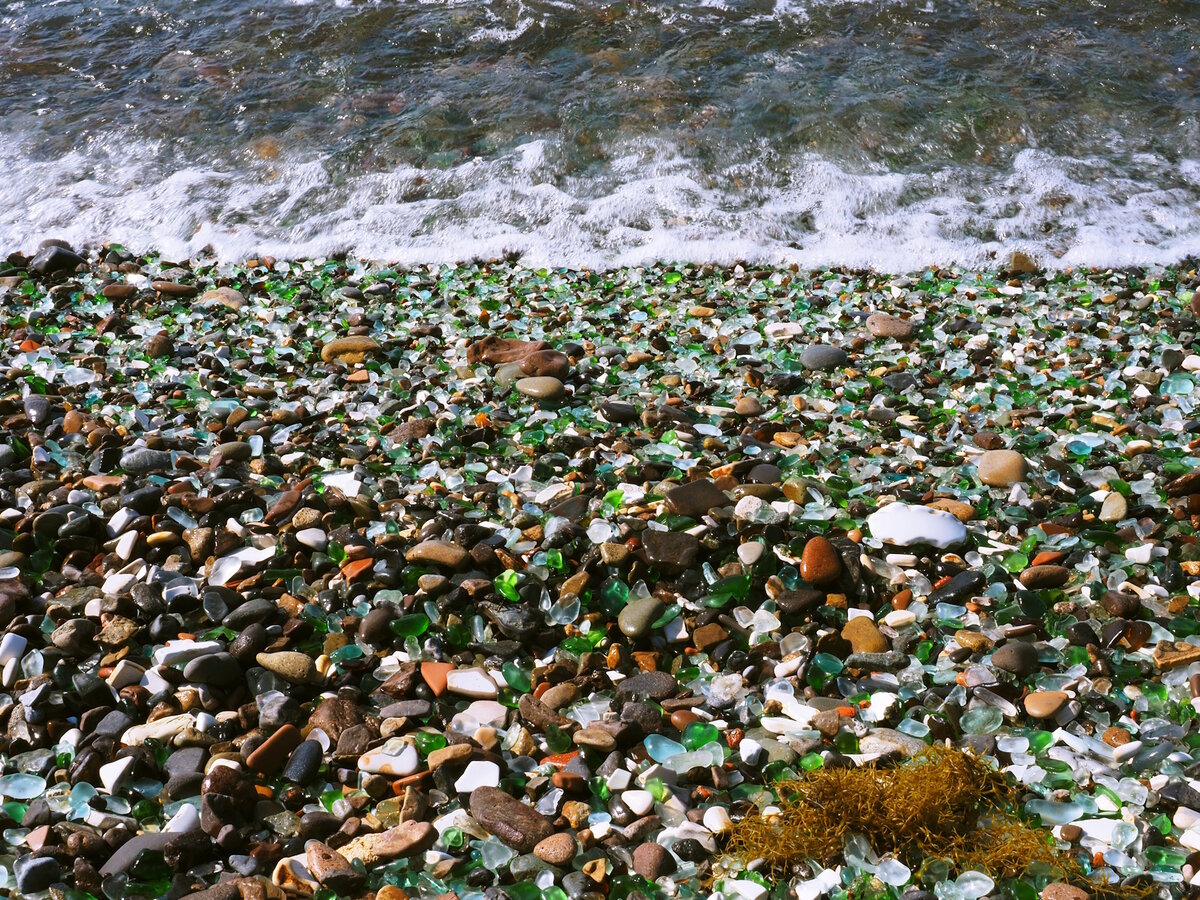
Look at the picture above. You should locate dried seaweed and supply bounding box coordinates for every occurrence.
[726,746,1079,883]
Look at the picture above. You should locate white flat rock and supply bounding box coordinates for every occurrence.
[449,699,508,735]
[453,760,500,793]
[621,789,654,816]
[295,528,327,551]
[99,757,135,794]
[164,803,201,833]
[867,502,967,549]
[358,740,419,777]
[121,713,194,746]
[445,667,498,699]
[153,639,223,667]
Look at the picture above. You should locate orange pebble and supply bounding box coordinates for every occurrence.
[1031,550,1066,567]
[892,590,912,610]
[533,682,550,699]
[836,706,856,717]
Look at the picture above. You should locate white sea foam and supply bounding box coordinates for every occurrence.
[1,132,1197,270]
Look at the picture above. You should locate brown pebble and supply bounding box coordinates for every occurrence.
[533,832,577,866]
[1059,824,1083,843]
[1023,690,1068,719]
[246,723,302,774]
[800,536,842,585]
[670,710,699,731]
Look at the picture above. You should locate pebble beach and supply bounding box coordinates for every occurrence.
[3,242,1200,900]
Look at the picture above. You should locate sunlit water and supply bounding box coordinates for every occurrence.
[1,0,1198,268]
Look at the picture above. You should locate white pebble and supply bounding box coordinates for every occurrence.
[454,760,500,793]
[621,789,654,816]
[445,667,499,699]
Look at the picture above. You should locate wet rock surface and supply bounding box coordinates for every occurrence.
[0,253,1197,898]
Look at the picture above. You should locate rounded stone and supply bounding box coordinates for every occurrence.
[977,449,1028,487]
[865,313,914,339]
[800,344,848,371]
[1018,565,1071,590]
[1024,690,1068,719]
[1100,492,1128,522]
[515,376,565,399]
[841,616,888,654]
[255,651,317,684]
[533,832,577,866]
[800,536,842,585]
[618,597,666,640]
[991,640,1039,677]
[632,841,676,880]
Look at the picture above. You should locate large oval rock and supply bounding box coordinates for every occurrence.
[321,336,381,364]
[515,376,565,400]
[866,502,967,549]
[800,344,848,371]
[469,786,554,852]
[977,449,1027,487]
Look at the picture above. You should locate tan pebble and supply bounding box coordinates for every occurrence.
[1102,726,1131,747]
[1023,690,1068,719]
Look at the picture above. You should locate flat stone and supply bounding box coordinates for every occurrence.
[641,530,699,573]
[306,841,365,893]
[1019,565,1071,589]
[445,666,498,698]
[928,569,985,605]
[405,540,469,569]
[977,449,1028,487]
[337,821,437,865]
[664,480,729,519]
[1024,690,1068,718]
[992,640,1040,677]
[427,743,473,771]
[246,723,303,775]
[616,670,679,701]
[519,349,571,379]
[865,313,914,339]
[29,244,85,275]
[255,651,317,684]
[358,741,419,776]
[454,760,500,792]
[866,502,967,549]
[469,786,554,852]
[799,344,848,371]
[800,536,841,585]
[955,630,994,653]
[14,855,61,893]
[1040,884,1090,900]
[183,652,243,688]
[515,376,565,399]
[858,728,927,758]
[618,597,666,640]
[925,498,976,522]
[199,286,245,309]
[321,335,381,364]
[841,616,888,654]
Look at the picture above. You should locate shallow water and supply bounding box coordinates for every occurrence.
[1,0,1198,268]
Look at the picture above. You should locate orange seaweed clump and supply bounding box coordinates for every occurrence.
[725,745,1078,883]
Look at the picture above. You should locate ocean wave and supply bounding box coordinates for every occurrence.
[1,132,1197,270]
